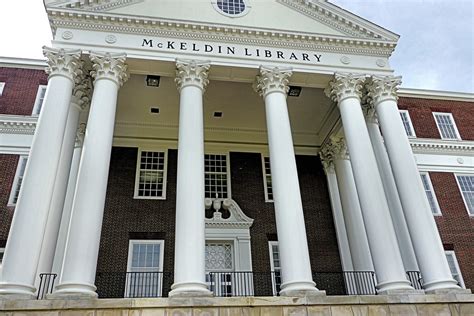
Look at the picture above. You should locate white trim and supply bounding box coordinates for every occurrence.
[205,152,232,199]
[398,110,416,138]
[444,251,465,288]
[0,57,46,69]
[133,148,168,200]
[398,88,474,102]
[32,85,48,116]
[268,241,281,296]
[419,172,442,216]
[0,82,5,96]
[7,156,28,207]
[454,174,474,217]
[261,155,273,202]
[433,112,462,141]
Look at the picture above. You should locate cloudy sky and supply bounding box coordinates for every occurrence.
[0,0,472,93]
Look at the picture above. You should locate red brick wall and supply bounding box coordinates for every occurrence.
[398,97,474,140]
[0,68,48,115]
[430,172,474,290]
[0,155,19,247]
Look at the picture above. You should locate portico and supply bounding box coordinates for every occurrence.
[0,0,467,300]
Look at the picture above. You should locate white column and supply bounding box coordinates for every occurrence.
[325,73,412,294]
[35,78,90,284]
[169,60,212,297]
[362,103,419,272]
[52,127,85,278]
[319,159,353,272]
[367,76,460,292]
[0,47,82,299]
[53,52,128,298]
[321,137,374,272]
[254,66,319,296]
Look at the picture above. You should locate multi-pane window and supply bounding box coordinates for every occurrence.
[268,241,281,296]
[134,150,167,199]
[456,175,474,216]
[433,112,461,140]
[205,154,230,199]
[445,251,465,288]
[8,156,28,206]
[262,156,273,202]
[126,240,164,297]
[32,85,47,116]
[0,82,5,96]
[216,0,246,15]
[420,172,441,215]
[399,110,416,137]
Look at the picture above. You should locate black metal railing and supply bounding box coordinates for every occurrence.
[96,272,173,298]
[37,273,57,299]
[406,271,423,290]
[340,271,377,295]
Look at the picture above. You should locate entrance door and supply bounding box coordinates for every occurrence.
[205,241,234,296]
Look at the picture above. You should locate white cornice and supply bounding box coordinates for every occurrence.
[0,57,46,70]
[0,115,37,134]
[410,138,474,155]
[399,88,474,102]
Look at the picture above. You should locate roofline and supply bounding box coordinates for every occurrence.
[399,88,474,102]
[0,57,46,70]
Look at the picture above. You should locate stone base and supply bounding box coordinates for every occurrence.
[426,288,472,295]
[378,289,425,295]
[0,293,36,300]
[280,289,326,298]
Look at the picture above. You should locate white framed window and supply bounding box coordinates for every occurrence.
[445,251,465,288]
[455,175,474,216]
[399,110,416,137]
[433,112,461,140]
[420,172,441,215]
[32,85,47,116]
[0,82,5,96]
[7,156,28,206]
[126,240,164,297]
[134,150,167,199]
[262,155,273,202]
[268,241,281,296]
[205,153,231,199]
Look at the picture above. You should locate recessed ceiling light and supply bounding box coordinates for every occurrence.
[213,111,223,118]
[150,107,160,114]
[146,75,161,87]
[288,86,302,97]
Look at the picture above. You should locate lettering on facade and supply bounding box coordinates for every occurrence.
[141,39,322,63]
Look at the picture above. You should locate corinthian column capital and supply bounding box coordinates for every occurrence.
[43,46,83,83]
[71,76,92,111]
[90,52,129,86]
[253,66,292,97]
[366,75,402,105]
[324,73,366,103]
[175,59,211,92]
[361,100,378,124]
[321,136,349,162]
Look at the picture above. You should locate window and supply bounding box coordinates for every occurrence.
[268,241,282,296]
[420,172,441,215]
[399,110,416,137]
[205,241,234,296]
[445,251,465,288]
[0,82,5,96]
[134,150,167,199]
[455,175,474,216]
[8,156,28,206]
[126,240,164,297]
[262,156,273,202]
[433,112,461,140]
[212,0,250,17]
[205,153,230,199]
[32,85,47,116]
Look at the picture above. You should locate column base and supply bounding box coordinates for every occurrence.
[168,281,213,297]
[0,282,36,300]
[51,282,98,299]
[279,280,323,297]
[423,278,465,293]
[376,279,414,294]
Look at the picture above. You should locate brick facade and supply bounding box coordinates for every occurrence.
[0,155,19,248]
[0,68,48,115]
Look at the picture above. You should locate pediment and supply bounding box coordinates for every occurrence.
[45,0,399,42]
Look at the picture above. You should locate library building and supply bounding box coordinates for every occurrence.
[0,0,473,314]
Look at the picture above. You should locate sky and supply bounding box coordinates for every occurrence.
[0,0,472,93]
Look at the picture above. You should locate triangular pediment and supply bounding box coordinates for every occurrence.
[46,0,399,42]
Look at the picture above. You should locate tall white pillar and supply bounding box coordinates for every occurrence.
[325,73,413,294]
[52,126,85,278]
[254,66,319,296]
[0,47,82,299]
[366,76,460,293]
[53,52,128,298]
[321,137,374,272]
[35,78,90,285]
[319,158,353,272]
[362,103,419,272]
[169,60,212,297]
